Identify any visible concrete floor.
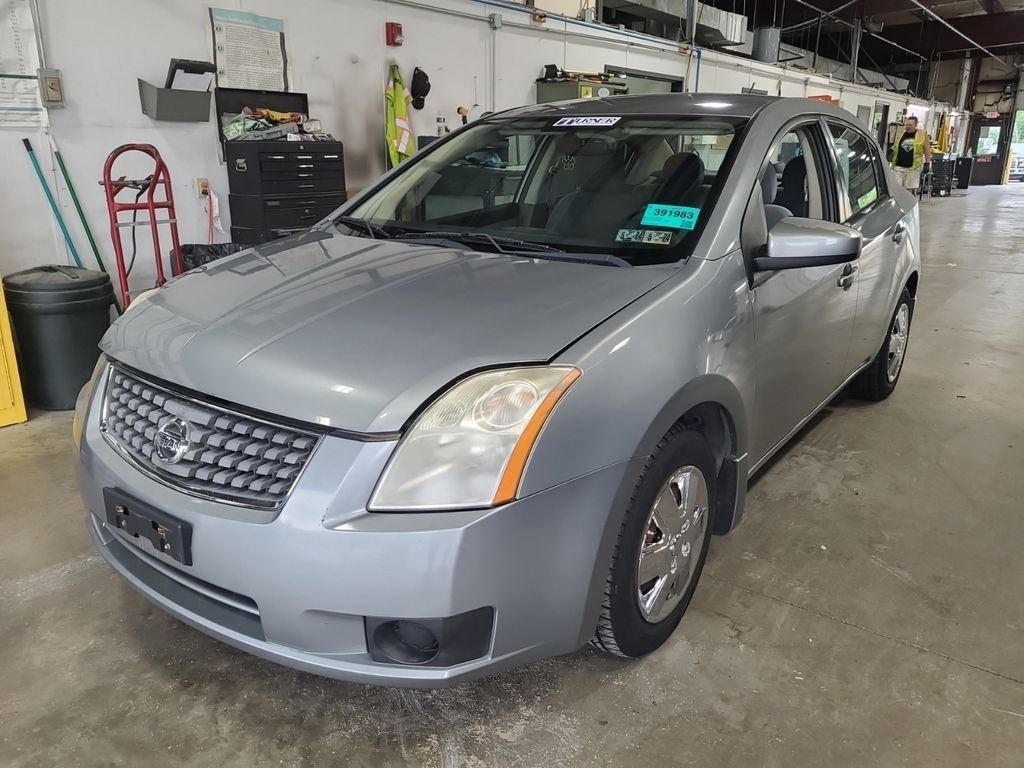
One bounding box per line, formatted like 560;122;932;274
2;185;1023;767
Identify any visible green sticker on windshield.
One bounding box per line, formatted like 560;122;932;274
641;204;700;230
857;188;879;209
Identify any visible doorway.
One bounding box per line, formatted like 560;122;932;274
968;114;1011;185
1010;110;1024;182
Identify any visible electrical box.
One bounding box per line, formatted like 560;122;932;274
37;68;65;108
0;277;28;427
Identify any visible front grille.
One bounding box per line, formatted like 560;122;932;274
101;366;319;509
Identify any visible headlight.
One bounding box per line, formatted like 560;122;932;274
369;366;581;511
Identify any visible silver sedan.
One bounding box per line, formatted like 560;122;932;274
75;94;920;686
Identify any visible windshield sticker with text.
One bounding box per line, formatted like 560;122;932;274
641;204;701;230
552;117;621;127
616;229;673;246
857;188;879;209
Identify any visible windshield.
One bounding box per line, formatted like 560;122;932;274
343;114;747;266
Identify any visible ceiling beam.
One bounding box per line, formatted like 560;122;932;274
880;10;1024;52
854;0;976;17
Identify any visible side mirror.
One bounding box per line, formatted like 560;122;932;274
753;217;862;272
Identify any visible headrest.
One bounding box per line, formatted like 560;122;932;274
660;153;705;191
554;133;585;156
577;140;614;156
759;164;778;203
781;156;806;183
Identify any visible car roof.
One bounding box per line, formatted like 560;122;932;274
496;92;861;125
498;93;781;120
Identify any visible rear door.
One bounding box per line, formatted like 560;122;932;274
826;120;907;369
746;119;859;462
968;115;1012;186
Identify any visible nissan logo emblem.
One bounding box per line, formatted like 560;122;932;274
154;417;191;464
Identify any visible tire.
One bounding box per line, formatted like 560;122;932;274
851;288;914;401
591;427;717;658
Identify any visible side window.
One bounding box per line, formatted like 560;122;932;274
828;123;885;219
746;123;834;265
759;125;830;229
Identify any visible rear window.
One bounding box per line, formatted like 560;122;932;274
347;114;748;265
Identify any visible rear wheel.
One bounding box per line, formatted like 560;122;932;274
851;289;913;401
591;427;716;658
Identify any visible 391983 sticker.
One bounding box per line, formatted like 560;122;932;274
641;204;701;230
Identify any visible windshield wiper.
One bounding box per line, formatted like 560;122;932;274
525;252;631;268
329;216;392;240
392;231;564;253
393;231;629;267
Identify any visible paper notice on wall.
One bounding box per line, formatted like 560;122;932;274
210;8;288;91
0;0;44;127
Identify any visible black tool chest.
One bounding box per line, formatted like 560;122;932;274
226;140;347;245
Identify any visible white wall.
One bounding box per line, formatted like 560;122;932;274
1;0;940;294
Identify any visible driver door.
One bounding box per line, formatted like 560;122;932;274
747;121;859;464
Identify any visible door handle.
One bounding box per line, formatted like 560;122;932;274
837;263;857;289
892;222;907;244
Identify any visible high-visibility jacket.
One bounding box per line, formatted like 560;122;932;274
385;65;414;168
891;128;928;171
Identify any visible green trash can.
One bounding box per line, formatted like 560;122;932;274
2;265;115;410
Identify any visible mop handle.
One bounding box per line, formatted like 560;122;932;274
22;138;83;268
51;137;106;273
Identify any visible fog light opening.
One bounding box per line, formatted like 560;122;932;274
373;620;440;665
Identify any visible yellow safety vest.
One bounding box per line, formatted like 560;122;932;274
891;128;927;171
386;65;414;168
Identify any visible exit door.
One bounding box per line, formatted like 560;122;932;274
968;115;1011;185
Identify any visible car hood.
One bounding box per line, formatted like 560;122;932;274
101;231;673;433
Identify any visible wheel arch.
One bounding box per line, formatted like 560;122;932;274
628;374;751;537
905;270;919;299
574;375;752;648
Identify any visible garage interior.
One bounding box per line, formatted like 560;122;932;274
2;1;1023;766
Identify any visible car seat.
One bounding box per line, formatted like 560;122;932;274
774;156;807;217
760;164;792;230
545;145;639;237
656;153;705;206
547;139;619;204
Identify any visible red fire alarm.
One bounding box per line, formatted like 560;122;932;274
385;22;404;46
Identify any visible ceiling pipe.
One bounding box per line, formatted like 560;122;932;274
907;0;1018;66
788;0;927;61
685;0;698;44
782;0;858;33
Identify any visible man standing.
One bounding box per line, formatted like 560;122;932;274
891;115;932;191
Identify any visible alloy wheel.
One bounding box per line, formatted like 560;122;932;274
635;466;709;624
887;303;910;382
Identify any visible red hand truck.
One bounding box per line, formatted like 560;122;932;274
101;144;184;309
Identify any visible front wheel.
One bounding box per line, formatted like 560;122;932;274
591;427;716;658
851;288;913;401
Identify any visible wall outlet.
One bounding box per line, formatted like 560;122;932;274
194;178;209;197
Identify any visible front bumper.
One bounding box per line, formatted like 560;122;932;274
76;385;630;687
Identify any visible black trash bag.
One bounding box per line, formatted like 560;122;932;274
179;243;247;272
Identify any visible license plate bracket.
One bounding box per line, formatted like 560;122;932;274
103;488;193;566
